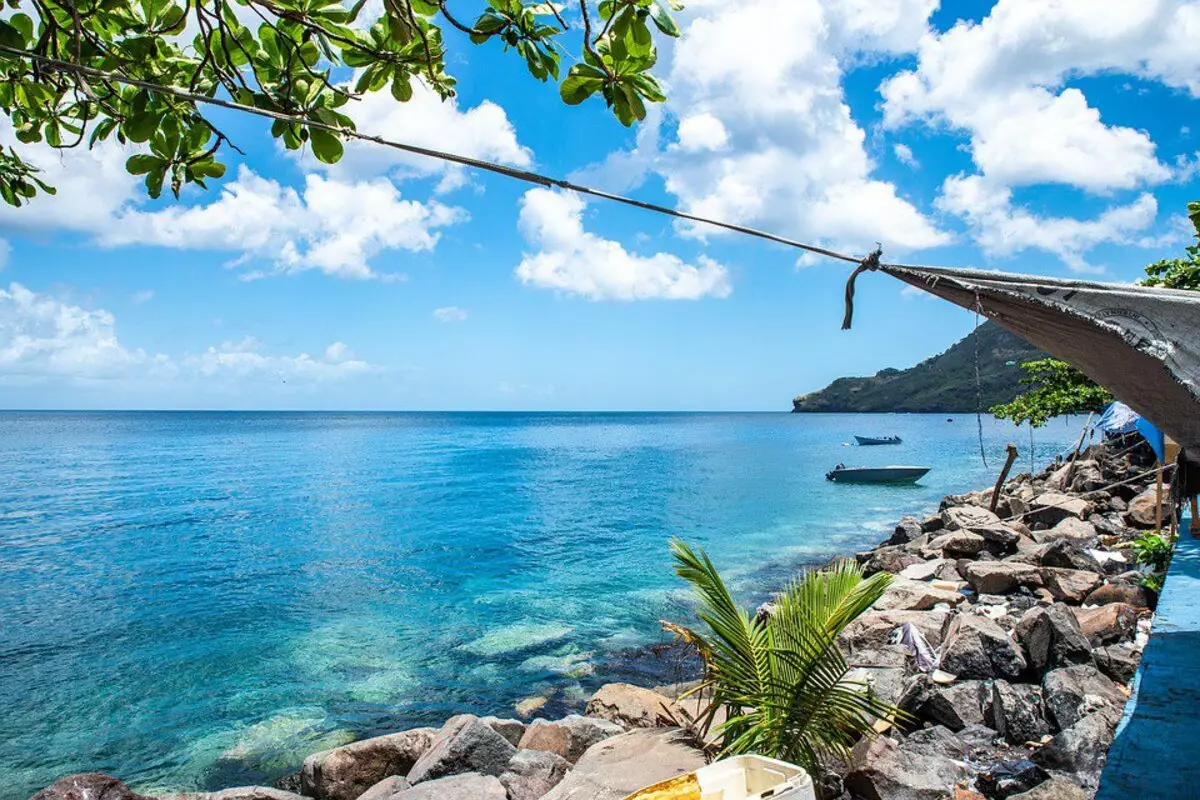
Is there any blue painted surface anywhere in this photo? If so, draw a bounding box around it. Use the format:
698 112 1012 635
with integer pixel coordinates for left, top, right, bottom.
1098 517 1200 800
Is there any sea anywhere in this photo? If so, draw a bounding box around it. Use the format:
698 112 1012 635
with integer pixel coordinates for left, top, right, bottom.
0 412 1081 798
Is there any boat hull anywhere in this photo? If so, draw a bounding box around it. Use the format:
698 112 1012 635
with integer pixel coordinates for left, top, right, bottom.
826 466 930 484
854 436 902 446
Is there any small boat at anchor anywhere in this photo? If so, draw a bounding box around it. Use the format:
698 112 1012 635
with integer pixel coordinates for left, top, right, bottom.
854 435 902 446
825 464 931 484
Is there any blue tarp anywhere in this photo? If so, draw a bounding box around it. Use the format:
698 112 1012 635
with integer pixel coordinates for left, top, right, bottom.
1096 401 1141 436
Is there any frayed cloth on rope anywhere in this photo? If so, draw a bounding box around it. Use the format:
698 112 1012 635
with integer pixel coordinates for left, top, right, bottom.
890 621 937 672
841 246 883 330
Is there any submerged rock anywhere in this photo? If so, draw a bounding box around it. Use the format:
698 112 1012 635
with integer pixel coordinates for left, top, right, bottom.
31 775 153 800
301 728 436 800
406 715 516 785
540 729 705 800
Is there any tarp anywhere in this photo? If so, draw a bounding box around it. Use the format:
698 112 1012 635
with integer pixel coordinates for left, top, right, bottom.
1096 401 1142 436
847 265 1200 453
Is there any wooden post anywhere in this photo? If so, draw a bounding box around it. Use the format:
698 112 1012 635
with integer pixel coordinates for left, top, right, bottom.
1156 463 1164 533
1191 497 1199 538
990 444 1020 513
1063 412 1095 487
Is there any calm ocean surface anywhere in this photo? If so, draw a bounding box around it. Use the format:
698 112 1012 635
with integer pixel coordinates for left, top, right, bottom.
0 412 1079 797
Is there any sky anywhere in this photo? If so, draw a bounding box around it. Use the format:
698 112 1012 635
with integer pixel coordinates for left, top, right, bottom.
1 0 1198 411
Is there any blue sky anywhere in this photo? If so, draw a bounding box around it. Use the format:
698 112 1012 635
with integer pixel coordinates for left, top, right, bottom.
1 0 1197 410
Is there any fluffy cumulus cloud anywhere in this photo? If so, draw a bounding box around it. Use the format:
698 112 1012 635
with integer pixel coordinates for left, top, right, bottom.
881 0 1200 266
0 282 373 385
578 0 949 259
515 189 731 301
102 168 465 280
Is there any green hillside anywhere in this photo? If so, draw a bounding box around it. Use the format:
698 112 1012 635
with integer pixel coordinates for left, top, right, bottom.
792 321 1046 413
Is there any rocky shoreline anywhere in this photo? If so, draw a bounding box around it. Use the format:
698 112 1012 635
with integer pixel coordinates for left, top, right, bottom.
31 440 1167 800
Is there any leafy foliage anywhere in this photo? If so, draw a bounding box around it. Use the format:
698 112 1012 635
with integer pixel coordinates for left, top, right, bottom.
989 358 1113 428
0 0 680 206
1142 201 1200 291
665 539 902 775
1133 529 1175 593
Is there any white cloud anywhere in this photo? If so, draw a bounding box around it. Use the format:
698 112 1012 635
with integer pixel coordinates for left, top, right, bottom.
103 168 465 280
937 174 1159 272
583 0 950 257
893 143 918 167
433 306 469 323
515 188 732 301
131 289 155 305
0 283 373 384
0 238 9 270
299 82 532 190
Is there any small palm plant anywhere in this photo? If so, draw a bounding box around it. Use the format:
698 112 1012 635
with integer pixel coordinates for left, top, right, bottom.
665 538 902 776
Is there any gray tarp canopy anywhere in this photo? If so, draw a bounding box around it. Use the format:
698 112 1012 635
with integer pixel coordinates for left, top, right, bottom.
847 265 1200 453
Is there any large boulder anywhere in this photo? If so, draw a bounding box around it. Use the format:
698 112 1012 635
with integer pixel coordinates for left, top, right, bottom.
481 717 526 748
300 729 437 800
964 563 1043 595
1007 774 1089 800
943 506 1002 532
928 531 987 558
1039 540 1102 573
860 545 921 576
975 759 1050 800
973 525 1023 555
1127 485 1171 528
938 614 1026 680
1014 604 1092 673
1093 644 1140 684
1074 603 1139 646
839 610 951 653
1031 711 1120 790
540 729 706 800
898 559 948 582
1042 665 1127 731
1035 518 1098 546
356 777 410 800
890 516 925 546
898 675 988 732
874 579 966 611
585 683 681 729
986 681 1049 745
390 774 506 800
1084 581 1154 610
1039 568 1103 604
499 750 571 800
1026 493 1093 528
31 775 153 800
844 726 971 800
406 715 516 785
166 789 310 800
517 715 623 765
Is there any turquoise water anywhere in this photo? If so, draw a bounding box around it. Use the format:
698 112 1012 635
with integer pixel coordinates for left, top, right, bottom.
0 412 1078 798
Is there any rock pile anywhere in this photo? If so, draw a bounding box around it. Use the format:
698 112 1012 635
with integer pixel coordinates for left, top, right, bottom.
29 443 1162 800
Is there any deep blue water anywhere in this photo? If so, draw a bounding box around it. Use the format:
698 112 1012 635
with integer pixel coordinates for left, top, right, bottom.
0 412 1079 798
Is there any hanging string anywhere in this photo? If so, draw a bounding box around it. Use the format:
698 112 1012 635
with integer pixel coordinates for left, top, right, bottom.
0 45 873 266
973 291 989 469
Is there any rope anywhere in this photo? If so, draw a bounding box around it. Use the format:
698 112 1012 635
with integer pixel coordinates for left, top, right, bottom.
841 245 883 330
0 45 869 265
996 463 1175 525
973 291 988 469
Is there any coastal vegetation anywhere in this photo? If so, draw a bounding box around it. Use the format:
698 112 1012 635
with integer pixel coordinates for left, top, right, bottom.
665 540 901 776
0 0 680 206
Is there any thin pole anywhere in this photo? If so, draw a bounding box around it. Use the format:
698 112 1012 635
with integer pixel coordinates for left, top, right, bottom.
1063 412 1095 487
990 443 1020 513
1156 463 1164 532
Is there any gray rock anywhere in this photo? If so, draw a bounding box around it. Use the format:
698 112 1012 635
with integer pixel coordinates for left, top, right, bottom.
1042 664 1126 730
301 729 437 800
517 714 623 765
480 717 526 747
406 715 516 785
1093 644 1140 684
943 505 1003 531
897 559 946 581
500 750 570 800
1035 518 1098 546
585 683 681 729
898 675 988 732
391 773 506 800
540 729 706 800
1007 774 1090 800
860 545 921 576
163 789 309 800
1073 603 1139 646
1014 604 1092 673
890 516 925 545
1126 485 1170 528
844 726 970 800
964 562 1043 595
975 759 1051 800
356 777 411 800
938 613 1027 680
1084 582 1153 610
1039 568 1102 604
1032 711 1120 789
974 524 1023 554
987 680 1049 745
874 578 966 611
928 531 986 558
1039 540 1102 572
1026 493 1093 528
31 775 152 800
839 609 952 653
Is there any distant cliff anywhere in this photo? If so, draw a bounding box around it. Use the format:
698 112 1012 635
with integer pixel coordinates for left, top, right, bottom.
792 321 1046 413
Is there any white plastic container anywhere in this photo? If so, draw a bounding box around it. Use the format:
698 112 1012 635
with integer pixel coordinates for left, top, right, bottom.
623 754 817 800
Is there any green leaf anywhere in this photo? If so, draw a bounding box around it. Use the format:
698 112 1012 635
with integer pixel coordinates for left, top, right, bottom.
559 66 604 105
145 166 166 199
309 128 344 164
648 0 680 36
126 154 164 175
390 76 414 101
